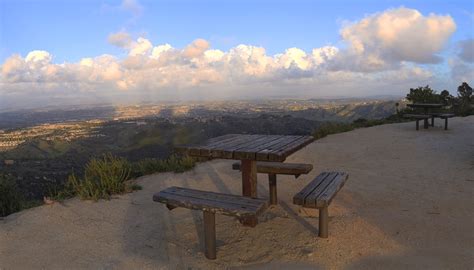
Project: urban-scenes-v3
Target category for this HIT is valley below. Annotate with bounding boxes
[0,98,400,201]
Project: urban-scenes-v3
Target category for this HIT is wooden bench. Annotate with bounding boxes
[429,113,455,130]
[232,161,313,205]
[403,114,430,130]
[153,186,268,260]
[293,171,349,238]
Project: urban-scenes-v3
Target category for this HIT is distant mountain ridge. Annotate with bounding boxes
[0,99,400,130]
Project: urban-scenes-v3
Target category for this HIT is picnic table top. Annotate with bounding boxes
[178,134,315,162]
[406,103,444,108]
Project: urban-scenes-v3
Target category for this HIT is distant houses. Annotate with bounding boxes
[4,160,14,165]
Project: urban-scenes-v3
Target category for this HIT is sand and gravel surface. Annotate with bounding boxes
[1,116,473,270]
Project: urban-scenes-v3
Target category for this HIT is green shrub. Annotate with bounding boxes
[0,174,23,217]
[132,154,196,177]
[66,154,132,201]
[313,114,407,140]
[406,85,441,104]
[313,122,356,140]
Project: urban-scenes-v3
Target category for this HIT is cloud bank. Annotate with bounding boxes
[1,7,468,109]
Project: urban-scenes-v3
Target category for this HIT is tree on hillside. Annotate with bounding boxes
[457,82,472,101]
[406,85,440,103]
[456,82,473,116]
[439,90,454,106]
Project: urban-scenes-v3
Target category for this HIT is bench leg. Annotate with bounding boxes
[416,120,419,130]
[431,116,435,127]
[444,118,448,130]
[203,211,216,260]
[268,173,277,205]
[423,118,429,129]
[319,206,329,238]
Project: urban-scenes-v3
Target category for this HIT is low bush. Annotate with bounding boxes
[0,174,23,217]
[313,122,356,140]
[65,153,133,201]
[132,154,196,177]
[313,114,407,140]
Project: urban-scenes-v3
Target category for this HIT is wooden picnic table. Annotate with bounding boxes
[178,134,315,226]
[406,103,443,114]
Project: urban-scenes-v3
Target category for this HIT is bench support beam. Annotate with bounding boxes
[241,159,258,227]
[268,173,277,205]
[319,206,329,238]
[445,118,448,130]
[203,211,216,260]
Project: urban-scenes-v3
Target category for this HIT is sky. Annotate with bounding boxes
[0,0,473,109]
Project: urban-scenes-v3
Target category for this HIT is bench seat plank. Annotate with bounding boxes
[232,161,313,176]
[403,114,430,119]
[293,172,331,205]
[438,113,455,118]
[153,186,268,218]
[315,172,349,207]
[293,172,348,208]
[162,186,268,208]
[303,172,340,208]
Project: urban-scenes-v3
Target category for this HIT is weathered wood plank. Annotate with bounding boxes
[181,135,240,157]
[303,172,340,208]
[154,187,268,218]
[438,113,455,118]
[293,172,330,205]
[232,161,313,176]
[316,172,349,207]
[232,135,284,160]
[262,136,304,155]
[406,103,443,109]
[177,134,314,161]
[165,186,265,208]
[293,172,348,208]
[212,135,268,159]
[255,135,303,161]
[198,134,244,156]
[267,136,315,161]
[403,114,430,119]
[234,135,291,160]
[156,192,259,218]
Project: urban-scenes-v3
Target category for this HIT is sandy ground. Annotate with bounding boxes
[1,116,473,270]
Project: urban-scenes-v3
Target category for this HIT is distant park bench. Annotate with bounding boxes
[403,114,430,130]
[405,103,455,130]
[153,186,268,260]
[429,113,455,130]
[403,113,455,130]
[293,171,349,238]
[232,161,313,205]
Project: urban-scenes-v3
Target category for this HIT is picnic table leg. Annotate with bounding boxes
[444,118,448,130]
[431,116,435,126]
[268,173,277,205]
[203,211,216,259]
[423,118,429,129]
[241,159,258,227]
[416,120,420,130]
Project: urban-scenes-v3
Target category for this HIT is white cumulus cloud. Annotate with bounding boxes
[330,7,456,72]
